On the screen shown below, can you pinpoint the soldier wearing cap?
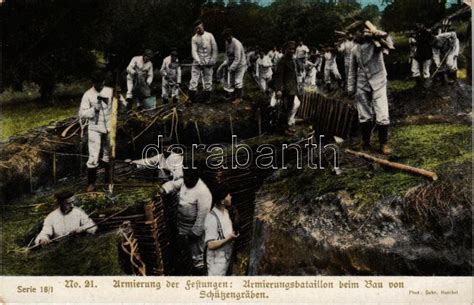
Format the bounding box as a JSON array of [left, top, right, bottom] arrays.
[[126, 49, 155, 108], [347, 22, 394, 155], [189, 20, 218, 104], [160, 49, 182, 105], [79, 71, 126, 192], [218, 28, 247, 105], [35, 191, 97, 246], [273, 41, 300, 136]]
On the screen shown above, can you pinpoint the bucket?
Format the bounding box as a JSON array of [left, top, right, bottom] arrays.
[[143, 96, 157, 110]]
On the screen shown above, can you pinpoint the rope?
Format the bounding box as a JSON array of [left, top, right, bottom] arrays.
[[167, 107, 179, 143], [16, 204, 132, 253], [120, 226, 146, 276], [127, 108, 174, 144], [21, 144, 89, 158]]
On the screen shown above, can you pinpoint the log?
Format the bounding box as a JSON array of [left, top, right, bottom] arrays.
[[345, 149, 438, 181]]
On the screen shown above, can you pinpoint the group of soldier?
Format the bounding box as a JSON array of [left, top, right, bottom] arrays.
[[34, 17, 462, 276], [408, 23, 460, 87]]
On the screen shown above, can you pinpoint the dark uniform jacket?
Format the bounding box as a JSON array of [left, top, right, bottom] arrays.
[[273, 55, 298, 96]]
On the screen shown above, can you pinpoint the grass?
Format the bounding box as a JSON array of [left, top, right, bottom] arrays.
[[0, 82, 88, 141], [263, 124, 472, 208], [1, 183, 157, 275]]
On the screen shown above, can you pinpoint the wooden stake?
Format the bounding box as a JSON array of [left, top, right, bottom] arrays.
[[28, 160, 33, 193], [257, 108, 262, 136], [345, 149, 439, 181], [52, 153, 57, 184], [194, 121, 202, 144], [130, 129, 136, 155]]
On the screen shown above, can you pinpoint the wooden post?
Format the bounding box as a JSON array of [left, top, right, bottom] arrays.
[[130, 129, 136, 155], [28, 160, 33, 193], [345, 149, 439, 181], [257, 108, 262, 136], [194, 121, 202, 144], [52, 153, 57, 184]]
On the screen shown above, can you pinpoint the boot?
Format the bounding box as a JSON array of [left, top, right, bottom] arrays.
[[422, 77, 432, 89], [86, 167, 97, 192], [232, 88, 242, 105], [359, 121, 373, 151], [162, 97, 169, 105], [203, 91, 212, 104], [126, 98, 133, 112], [378, 125, 392, 155], [414, 76, 422, 87], [187, 90, 196, 106], [103, 162, 111, 184], [447, 70, 457, 84]]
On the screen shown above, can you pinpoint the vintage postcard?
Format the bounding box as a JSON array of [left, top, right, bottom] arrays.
[[0, 0, 472, 303]]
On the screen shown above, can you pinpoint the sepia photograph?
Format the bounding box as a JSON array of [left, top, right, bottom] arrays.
[[0, 0, 472, 303]]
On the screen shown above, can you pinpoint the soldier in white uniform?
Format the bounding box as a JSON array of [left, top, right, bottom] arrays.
[[160, 50, 182, 105], [219, 28, 247, 105], [78, 71, 125, 192], [255, 49, 273, 93], [323, 47, 342, 91], [337, 36, 355, 87], [204, 187, 238, 276], [35, 191, 96, 246], [347, 25, 394, 155], [131, 150, 183, 180], [161, 168, 212, 274], [304, 51, 322, 88], [126, 49, 154, 108], [409, 25, 434, 86], [189, 20, 218, 104], [295, 40, 310, 81], [432, 30, 459, 83]]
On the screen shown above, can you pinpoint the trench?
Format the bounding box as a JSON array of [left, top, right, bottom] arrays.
[[3, 89, 470, 276]]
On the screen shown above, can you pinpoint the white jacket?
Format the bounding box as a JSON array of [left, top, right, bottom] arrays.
[[160, 55, 182, 85], [338, 40, 355, 64], [324, 51, 338, 70], [127, 56, 154, 85], [256, 55, 273, 78], [296, 44, 310, 59], [35, 207, 96, 245], [192, 31, 218, 66], [162, 178, 212, 236], [222, 37, 247, 71], [79, 86, 113, 134]]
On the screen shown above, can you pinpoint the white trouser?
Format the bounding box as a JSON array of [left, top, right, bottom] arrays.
[[189, 65, 213, 91], [228, 65, 246, 90], [411, 59, 432, 78], [270, 93, 301, 126], [162, 81, 179, 100], [206, 245, 232, 276], [324, 65, 341, 84], [126, 74, 134, 99], [305, 68, 316, 86], [445, 53, 458, 71], [259, 75, 272, 91], [288, 95, 301, 127], [433, 50, 458, 71], [344, 61, 350, 83], [87, 129, 109, 168], [356, 85, 390, 125]]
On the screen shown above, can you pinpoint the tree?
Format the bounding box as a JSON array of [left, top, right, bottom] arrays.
[[3, 0, 99, 103], [382, 0, 447, 31]]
